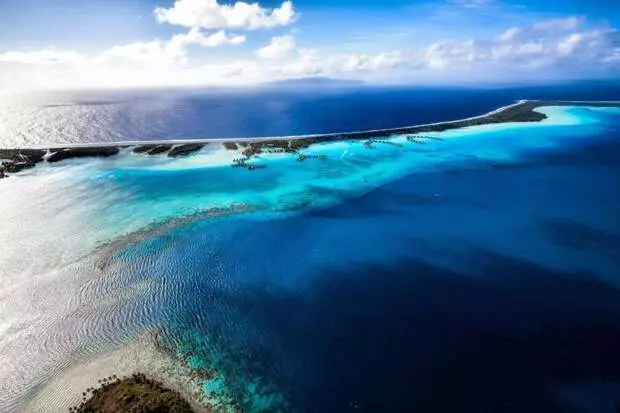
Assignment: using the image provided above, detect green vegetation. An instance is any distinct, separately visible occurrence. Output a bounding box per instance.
[70,373,196,413]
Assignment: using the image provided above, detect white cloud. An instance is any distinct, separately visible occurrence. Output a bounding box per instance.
[557,33,584,56]
[533,16,582,32]
[171,28,246,48]
[0,50,84,65]
[336,52,407,72]
[556,30,610,57]
[96,41,180,65]
[602,48,620,63]
[498,27,522,42]
[417,17,619,72]
[423,39,477,69]
[154,0,298,30]
[256,34,295,59]
[0,28,246,71]
[95,29,245,66]
[280,49,408,77]
[166,28,245,60]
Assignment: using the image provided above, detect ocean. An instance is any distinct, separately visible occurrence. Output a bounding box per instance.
[1,83,620,412]
[2,80,620,146]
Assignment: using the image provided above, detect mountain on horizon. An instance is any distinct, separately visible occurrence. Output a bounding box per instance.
[261,77,365,88]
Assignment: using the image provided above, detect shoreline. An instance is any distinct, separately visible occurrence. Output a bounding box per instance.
[22,331,212,413]
[2,99,620,177]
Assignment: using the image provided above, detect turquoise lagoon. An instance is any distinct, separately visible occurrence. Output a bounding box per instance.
[1,105,620,412]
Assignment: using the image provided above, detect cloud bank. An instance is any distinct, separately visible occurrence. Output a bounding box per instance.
[0,2,619,93]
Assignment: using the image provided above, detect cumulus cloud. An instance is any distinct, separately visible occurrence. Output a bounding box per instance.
[279,49,409,78]
[166,28,246,61]
[94,29,245,66]
[533,16,582,32]
[423,39,476,69]
[256,34,295,59]
[95,41,180,65]
[418,16,619,72]
[555,29,612,58]
[171,28,246,48]
[154,0,298,30]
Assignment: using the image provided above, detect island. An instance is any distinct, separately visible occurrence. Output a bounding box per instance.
[1,100,619,178]
[70,373,195,413]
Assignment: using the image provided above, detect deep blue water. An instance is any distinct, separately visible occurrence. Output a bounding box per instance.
[3,80,620,146]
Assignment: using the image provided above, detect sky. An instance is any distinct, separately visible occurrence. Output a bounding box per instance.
[0,0,618,91]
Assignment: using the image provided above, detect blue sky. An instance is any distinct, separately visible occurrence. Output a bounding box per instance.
[0,0,618,91]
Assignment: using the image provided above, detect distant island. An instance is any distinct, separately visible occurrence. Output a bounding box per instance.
[260,76,365,88]
[1,100,619,178]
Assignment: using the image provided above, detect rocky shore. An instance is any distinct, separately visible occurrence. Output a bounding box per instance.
[0,149,46,178]
[47,147,121,163]
[0,147,123,178]
[2,100,619,178]
[168,143,205,157]
[133,144,173,155]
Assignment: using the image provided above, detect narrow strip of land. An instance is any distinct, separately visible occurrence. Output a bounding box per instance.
[1,100,619,178]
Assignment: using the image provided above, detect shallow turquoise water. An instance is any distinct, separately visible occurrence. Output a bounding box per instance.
[29,105,615,244]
